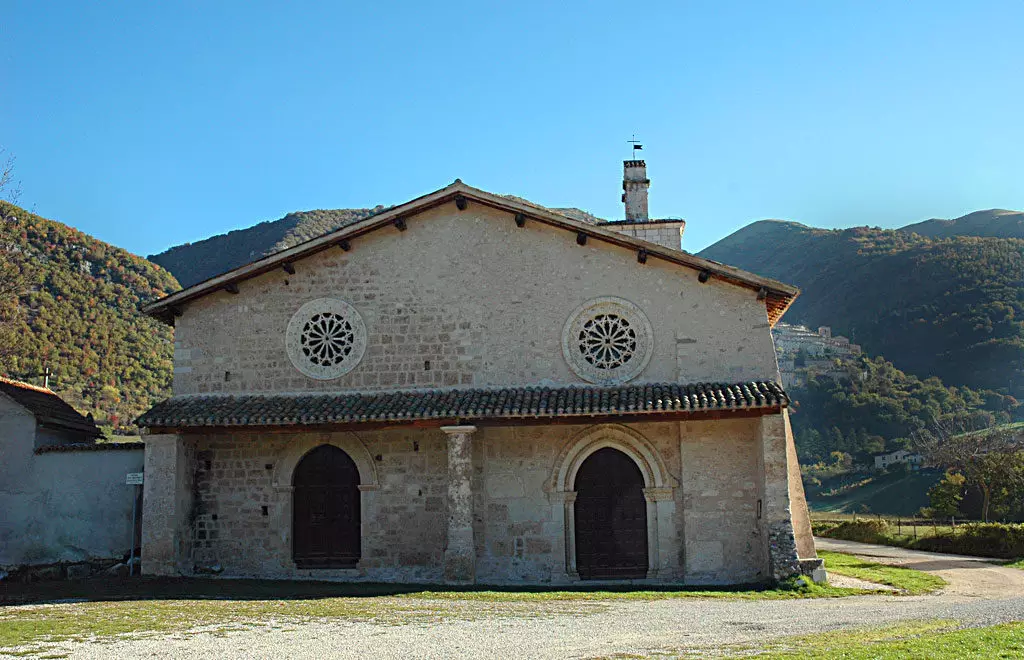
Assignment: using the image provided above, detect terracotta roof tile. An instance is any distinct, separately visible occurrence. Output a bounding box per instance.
[137,381,788,429]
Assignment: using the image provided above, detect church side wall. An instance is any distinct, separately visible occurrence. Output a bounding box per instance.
[169,204,779,396]
[184,418,767,584]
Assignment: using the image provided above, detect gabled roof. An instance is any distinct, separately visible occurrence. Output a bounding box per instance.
[0,376,103,438]
[144,181,799,325]
[137,380,789,432]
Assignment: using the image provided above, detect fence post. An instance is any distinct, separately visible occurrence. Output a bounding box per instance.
[913,516,918,540]
[897,517,902,535]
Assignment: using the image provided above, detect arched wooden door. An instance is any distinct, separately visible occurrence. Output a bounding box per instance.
[574,447,648,579]
[292,444,361,568]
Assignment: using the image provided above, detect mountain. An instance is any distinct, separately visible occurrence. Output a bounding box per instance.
[0,201,180,429]
[150,203,606,288]
[699,219,1024,400]
[149,207,386,288]
[900,209,1024,240]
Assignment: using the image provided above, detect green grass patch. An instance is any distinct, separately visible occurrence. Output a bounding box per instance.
[820,550,946,594]
[808,469,943,516]
[741,620,1024,659]
[0,576,873,652]
[1006,558,1024,569]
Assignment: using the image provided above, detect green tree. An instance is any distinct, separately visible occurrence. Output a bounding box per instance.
[918,423,1024,522]
[927,471,966,518]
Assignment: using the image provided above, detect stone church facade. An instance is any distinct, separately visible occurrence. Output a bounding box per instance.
[139,162,818,585]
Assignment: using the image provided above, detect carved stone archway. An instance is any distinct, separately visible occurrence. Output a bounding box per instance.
[549,424,677,580]
[271,432,379,571]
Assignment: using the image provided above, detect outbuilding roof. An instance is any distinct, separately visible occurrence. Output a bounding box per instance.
[143,181,799,326]
[0,376,103,438]
[138,381,788,432]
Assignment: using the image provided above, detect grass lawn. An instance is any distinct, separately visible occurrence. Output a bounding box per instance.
[740,620,1024,659]
[0,553,942,654]
[808,470,943,516]
[819,550,946,594]
[0,575,878,652]
[1006,558,1024,569]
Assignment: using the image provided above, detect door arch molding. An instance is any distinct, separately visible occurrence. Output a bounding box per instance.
[548,424,676,580]
[270,432,379,571]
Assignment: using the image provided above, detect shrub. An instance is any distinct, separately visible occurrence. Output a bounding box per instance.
[915,523,1024,559]
[817,519,891,544]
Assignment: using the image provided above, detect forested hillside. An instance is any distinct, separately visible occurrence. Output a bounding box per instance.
[148,207,387,287]
[0,201,180,428]
[900,209,1024,240]
[700,220,1024,400]
[789,357,1016,465]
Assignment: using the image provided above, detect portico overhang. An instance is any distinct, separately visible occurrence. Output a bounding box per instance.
[137,381,788,435]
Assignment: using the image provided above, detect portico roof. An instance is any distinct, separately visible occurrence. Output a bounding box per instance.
[138,380,788,433]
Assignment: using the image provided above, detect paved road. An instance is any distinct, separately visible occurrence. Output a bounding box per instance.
[11,541,1024,659]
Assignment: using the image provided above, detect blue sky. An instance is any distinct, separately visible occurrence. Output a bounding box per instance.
[3,1,1023,256]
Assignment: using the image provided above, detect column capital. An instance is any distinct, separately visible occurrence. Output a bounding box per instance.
[643,487,674,502]
[440,425,478,436]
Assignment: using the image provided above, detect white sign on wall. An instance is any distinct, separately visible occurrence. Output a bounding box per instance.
[125,472,144,486]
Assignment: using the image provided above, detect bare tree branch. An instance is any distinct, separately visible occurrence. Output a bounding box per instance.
[0,147,22,205]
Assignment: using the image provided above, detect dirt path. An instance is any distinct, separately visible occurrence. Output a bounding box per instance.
[6,541,1024,659]
[815,537,1024,599]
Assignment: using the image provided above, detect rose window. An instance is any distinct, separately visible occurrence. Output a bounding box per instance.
[286,298,367,380]
[301,312,356,366]
[579,314,637,370]
[562,297,653,384]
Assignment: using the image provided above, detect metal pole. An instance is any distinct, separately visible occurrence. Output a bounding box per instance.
[129,484,138,576]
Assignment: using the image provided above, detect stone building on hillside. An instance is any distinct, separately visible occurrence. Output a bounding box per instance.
[773,323,862,389]
[138,161,819,585]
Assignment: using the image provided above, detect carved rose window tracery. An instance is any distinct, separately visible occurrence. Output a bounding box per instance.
[286,298,366,380]
[562,297,653,384]
[301,312,356,367]
[579,314,638,370]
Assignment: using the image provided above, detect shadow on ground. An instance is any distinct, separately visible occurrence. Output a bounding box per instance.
[0,577,782,607]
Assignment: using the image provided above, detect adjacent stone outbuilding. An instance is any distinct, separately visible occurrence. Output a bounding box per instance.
[0,377,143,573]
[139,169,818,585]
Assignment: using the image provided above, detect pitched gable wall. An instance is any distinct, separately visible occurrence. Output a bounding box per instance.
[170,203,779,396]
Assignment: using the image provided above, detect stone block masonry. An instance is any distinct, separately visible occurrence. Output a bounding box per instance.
[169,204,778,397]
[140,417,799,586]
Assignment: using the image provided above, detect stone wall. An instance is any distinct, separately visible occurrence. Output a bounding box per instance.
[145,417,788,585]
[604,221,685,251]
[169,203,778,396]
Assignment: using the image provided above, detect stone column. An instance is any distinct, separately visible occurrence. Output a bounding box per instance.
[643,486,675,579]
[441,425,477,584]
[141,433,194,576]
[759,414,801,581]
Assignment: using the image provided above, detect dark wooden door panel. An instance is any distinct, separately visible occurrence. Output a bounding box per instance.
[574,447,648,579]
[293,444,361,568]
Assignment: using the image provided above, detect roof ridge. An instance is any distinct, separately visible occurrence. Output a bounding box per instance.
[0,375,54,394]
[143,181,799,326]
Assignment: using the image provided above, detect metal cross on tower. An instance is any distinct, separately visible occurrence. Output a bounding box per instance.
[628,135,644,158]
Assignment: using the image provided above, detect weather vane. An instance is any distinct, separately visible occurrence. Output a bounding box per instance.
[628,135,643,158]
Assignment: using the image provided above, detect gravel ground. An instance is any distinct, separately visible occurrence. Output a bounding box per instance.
[7,540,1024,660]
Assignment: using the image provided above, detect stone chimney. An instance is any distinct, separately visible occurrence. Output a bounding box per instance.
[604,158,685,251]
[621,160,650,221]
